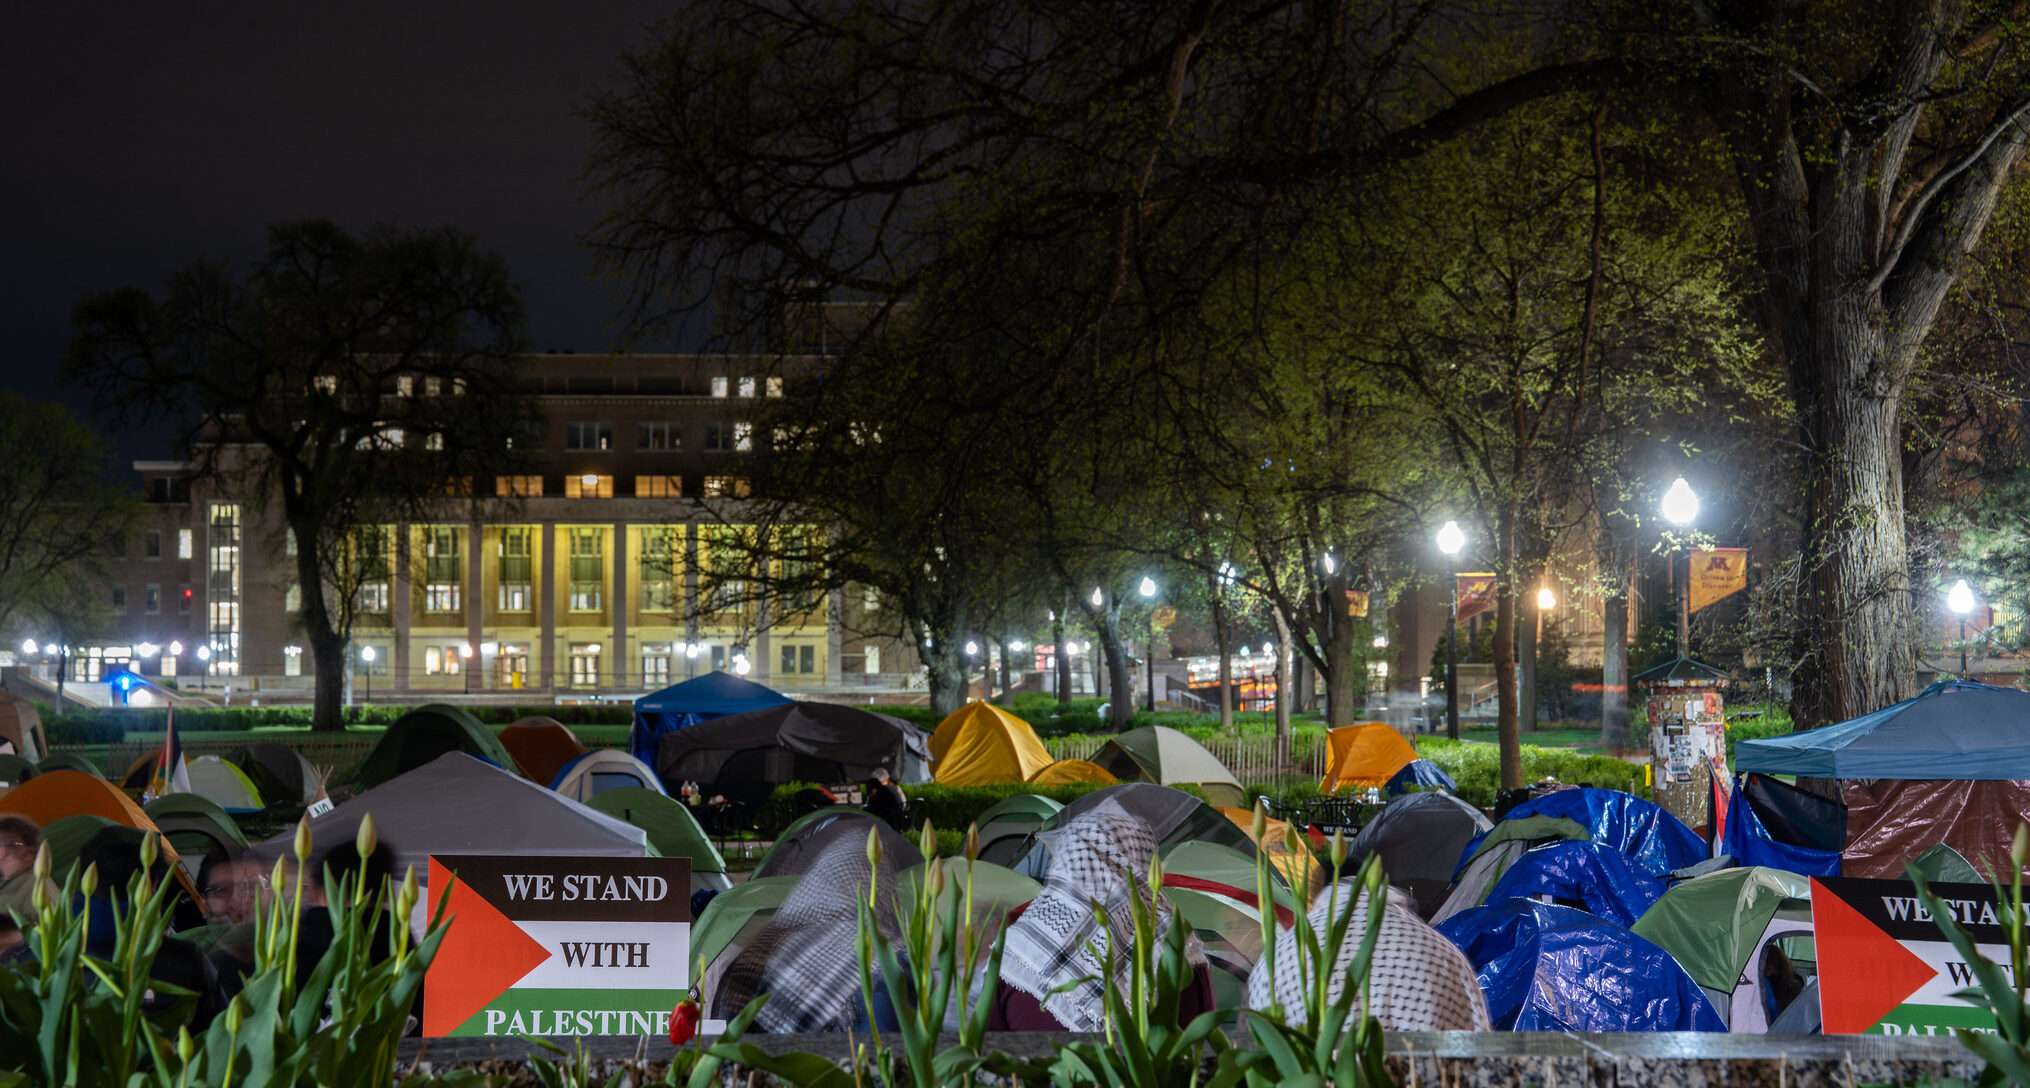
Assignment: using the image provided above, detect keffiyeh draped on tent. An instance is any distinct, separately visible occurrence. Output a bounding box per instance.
[1247,884,1489,1031]
[998,805,1198,1032]
[713,833,902,1032]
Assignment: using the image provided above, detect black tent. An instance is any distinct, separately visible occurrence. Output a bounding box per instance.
[1345,790,1494,917]
[656,701,931,806]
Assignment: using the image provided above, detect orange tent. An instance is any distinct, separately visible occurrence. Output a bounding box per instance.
[499,717,588,786]
[1218,806,1322,894]
[0,770,197,896]
[1318,722,1418,793]
[1027,759,1117,787]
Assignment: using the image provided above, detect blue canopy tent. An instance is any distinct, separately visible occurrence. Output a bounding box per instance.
[629,672,792,764]
[1459,788,1706,878]
[1479,840,1666,927]
[1436,899,1725,1032]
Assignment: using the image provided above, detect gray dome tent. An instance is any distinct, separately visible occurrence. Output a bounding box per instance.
[655,700,930,806]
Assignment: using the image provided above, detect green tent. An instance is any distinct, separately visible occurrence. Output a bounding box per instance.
[1159,841,1301,1010]
[893,857,1040,947]
[1161,841,1296,907]
[351,704,520,789]
[1090,726,1245,808]
[975,794,1064,867]
[1910,844,1983,884]
[144,793,252,867]
[0,754,35,785]
[974,794,1063,827]
[36,752,103,778]
[692,875,800,973]
[585,787,730,890]
[751,808,923,880]
[1630,866,1813,1030]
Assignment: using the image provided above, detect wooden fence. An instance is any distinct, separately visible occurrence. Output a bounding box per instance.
[1044,733,1330,785]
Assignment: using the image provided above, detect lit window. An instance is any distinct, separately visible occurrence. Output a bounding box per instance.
[397,375,414,396]
[766,376,784,397]
[424,527,462,611]
[424,432,444,451]
[737,377,757,397]
[356,581,390,612]
[569,528,604,611]
[710,376,729,397]
[635,475,683,498]
[864,645,881,674]
[498,528,532,611]
[565,422,612,451]
[313,374,338,394]
[564,474,614,498]
[424,376,443,396]
[177,529,193,559]
[703,476,752,498]
[570,643,602,686]
[285,582,301,612]
[284,529,296,556]
[496,475,544,497]
[733,422,753,451]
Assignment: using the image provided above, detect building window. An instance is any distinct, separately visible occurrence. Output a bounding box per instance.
[498,528,532,612]
[145,584,161,614]
[638,422,677,450]
[424,527,462,612]
[285,582,301,612]
[570,642,601,686]
[177,529,193,559]
[112,585,127,611]
[704,526,749,613]
[737,377,757,398]
[703,476,751,498]
[640,530,677,611]
[864,644,881,674]
[635,475,682,498]
[569,528,604,611]
[766,376,784,397]
[425,646,464,675]
[781,645,801,674]
[497,643,529,686]
[146,530,161,559]
[705,423,728,451]
[424,432,444,451]
[284,528,297,556]
[397,374,415,396]
[356,581,389,612]
[641,643,672,686]
[710,376,729,397]
[710,645,727,671]
[283,646,302,677]
[313,374,338,394]
[205,503,240,674]
[733,422,753,451]
[424,375,443,396]
[864,586,880,612]
[497,475,543,497]
[565,422,612,451]
[564,474,614,499]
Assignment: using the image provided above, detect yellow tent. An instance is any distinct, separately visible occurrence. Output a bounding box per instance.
[1319,722,1418,793]
[1217,806,1321,895]
[1027,759,1117,787]
[930,702,1054,785]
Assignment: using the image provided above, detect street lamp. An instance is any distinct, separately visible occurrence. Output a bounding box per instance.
[1661,477,1698,659]
[1139,576,1159,711]
[360,645,375,704]
[1949,579,1976,675]
[1436,520,1466,740]
[1523,586,1557,735]
[460,643,474,695]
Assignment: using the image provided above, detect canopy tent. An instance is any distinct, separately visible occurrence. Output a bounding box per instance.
[1436,899,1726,1032]
[1477,788,1706,877]
[1010,784,1254,879]
[584,787,731,893]
[224,742,325,806]
[975,794,1064,867]
[1384,759,1458,796]
[36,752,103,777]
[1630,867,1814,1032]
[1478,840,1666,927]
[0,771,194,894]
[1319,723,1419,793]
[0,754,35,785]
[751,808,924,881]
[630,672,792,764]
[499,717,587,787]
[0,692,45,761]
[351,704,520,790]
[250,753,648,882]
[551,749,666,802]
[1343,791,1493,918]
[1089,726,1245,808]
[143,792,252,871]
[1026,759,1116,787]
[929,702,1054,786]
[656,701,930,806]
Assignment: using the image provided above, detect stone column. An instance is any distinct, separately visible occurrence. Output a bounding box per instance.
[393,524,412,694]
[611,523,629,690]
[539,522,556,691]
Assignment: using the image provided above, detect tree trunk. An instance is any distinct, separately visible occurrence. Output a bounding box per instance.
[924,642,968,716]
[1494,507,1521,790]
[1053,597,1073,708]
[293,522,350,733]
[1323,596,1360,727]
[996,638,1014,706]
[1272,610,1292,768]
[1214,596,1233,732]
[1096,599,1134,730]
[1518,605,1537,734]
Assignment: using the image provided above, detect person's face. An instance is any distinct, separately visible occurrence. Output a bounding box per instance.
[202,860,267,923]
[0,835,34,881]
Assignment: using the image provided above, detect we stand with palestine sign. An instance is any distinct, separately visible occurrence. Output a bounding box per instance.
[423,856,691,1037]
[1814,876,2017,1036]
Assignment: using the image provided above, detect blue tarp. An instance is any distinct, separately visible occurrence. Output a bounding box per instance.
[1721,778,1841,877]
[629,673,792,764]
[1480,841,1666,926]
[1735,679,2030,779]
[1435,899,1726,1032]
[1384,758,1458,795]
[1478,788,1706,876]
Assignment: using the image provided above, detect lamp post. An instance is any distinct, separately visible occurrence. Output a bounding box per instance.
[1139,576,1158,711]
[460,643,474,695]
[1523,586,1554,734]
[360,645,375,704]
[1660,477,1700,660]
[1948,579,1976,675]
[1436,520,1466,739]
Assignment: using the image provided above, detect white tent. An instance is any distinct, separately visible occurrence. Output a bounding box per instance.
[550,749,666,802]
[186,755,266,812]
[248,752,650,880]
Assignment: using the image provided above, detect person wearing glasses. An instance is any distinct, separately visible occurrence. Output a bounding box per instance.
[0,814,58,926]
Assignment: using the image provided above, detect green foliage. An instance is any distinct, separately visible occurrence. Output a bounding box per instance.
[1416,738,1646,808]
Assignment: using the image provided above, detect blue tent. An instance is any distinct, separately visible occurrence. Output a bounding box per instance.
[1384,758,1457,795]
[629,672,792,764]
[1479,840,1665,926]
[1435,899,1725,1032]
[1471,788,1706,876]
[1735,679,2030,779]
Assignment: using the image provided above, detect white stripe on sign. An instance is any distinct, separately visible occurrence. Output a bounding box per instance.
[510,921,692,991]
[1901,940,2011,1006]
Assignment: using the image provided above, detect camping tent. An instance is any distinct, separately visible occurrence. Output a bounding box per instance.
[1734,679,2030,877]
[692,875,800,978]
[0,771,194,893]
[1630,867,1814,1032]
[975,794,1064,867]
[929,702,1054,786]
[1432,816,1591,924]
[0,692,45,761]
[351,704,520,789]
[143,793,251,871]
[1477,840,1665,927]
[656,701,930,806]
[751,808,925,881]
[1011,784,1254,879]
[499,717,587,787]
[1436,899,1726,1031]
[249,753,648,881]
[1342,791,1493,918]
[1089,726,1245,808]
[1318,723,1419,793]
[185,756,266,813]
[629,672,792,764]
[36,752,103,777]
[1158,841,1298,1008]
[1720,772,1845,877]
[1215,808,1320,894]
[0,754,35,785]
[1027,759,1116,787]
[893,858,1042,950]
[1476,788,1706,877]
[583,787,730,893]
[1384,759,1458,796]
[551,749,666,802]
[224,743,325,806]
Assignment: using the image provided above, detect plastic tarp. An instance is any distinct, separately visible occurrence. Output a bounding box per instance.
[1319,723,1419,792]
[1480,841,1665,927]
[1843,777,2030,879]
[1345,791,1492,918]
[584,787,730,892]
[224,743,323,805]
[930,702,1054,786]
[751,809,924,881]
[499,717,587,787]
[1090,726,1245,808]
[1436,899,1726,1032]
[249,753,647,880]
[551,749,666,802]
[1630,867,1811,994]
[1489,789,1706,876]
[1720,778,1840,878]
[630,672,792,764]
[1384,759,1458,796]
[656,701,930,804]
[1735,679,2030,779]
[1455,815,1592,879]
[1027,759,1116,786]
[1740,773,1845,853]
[352,704,519,789]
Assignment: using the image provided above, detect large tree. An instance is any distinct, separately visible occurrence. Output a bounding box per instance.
[65,219,536,731]
[0,392,139,641]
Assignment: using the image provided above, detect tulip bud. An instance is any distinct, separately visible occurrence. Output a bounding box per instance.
[1148,849,1165,893]
[33,841,50,883]
[1283,822,1303,860]
[1363,857,1384,895]
[225,995,244,1034]
[136,870,154,901]
[2014,823,2028,869]
[919,820,937,860]
[177,1026,197,1063]
[396,865,420,919]
[669,998,701,1045]
[1330,828,1348,871]
[866,826,883,866]
[357,813,378,860]
[271,857,288,892]
[927,859,948,898]
[293,814,313,862]
[140,831,160,871]
[81,862,99,898]
[964,823,980,862]
[1251,800,1268,843]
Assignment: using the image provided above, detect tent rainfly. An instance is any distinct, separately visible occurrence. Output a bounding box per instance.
[1089,726,1244,808]
[1630,866,1813,1033]
[1027,759,1116,787]
[1318,723,1419,793]
[629,672,792,764]
[656,701,930,805]
[225,742,324,805]
[551,749,666,802]
[0,691,46,761]
[351,704,520,789]
[584,787,731,892]
[500,717,588,787]
[929,702,1054,785]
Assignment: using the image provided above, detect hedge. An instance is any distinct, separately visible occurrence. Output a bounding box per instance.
[41,702,652,743]
[1413,738,1648,809]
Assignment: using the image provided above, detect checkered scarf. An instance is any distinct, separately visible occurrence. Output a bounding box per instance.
[1246,883,1490,1031]
[998,806,1179,1032]
[717,834,902,1032]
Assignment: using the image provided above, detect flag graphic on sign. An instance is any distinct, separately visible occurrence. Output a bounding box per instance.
[1813,876,2010,1035]
[1689,548,1749,614]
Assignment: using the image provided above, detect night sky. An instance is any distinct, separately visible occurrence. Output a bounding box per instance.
[2,2,673,463]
